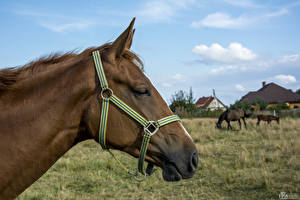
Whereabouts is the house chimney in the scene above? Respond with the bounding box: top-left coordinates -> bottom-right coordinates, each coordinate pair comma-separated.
262,81 -> 266,87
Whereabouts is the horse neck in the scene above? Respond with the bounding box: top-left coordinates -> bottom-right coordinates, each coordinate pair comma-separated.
0,58 -> 95,198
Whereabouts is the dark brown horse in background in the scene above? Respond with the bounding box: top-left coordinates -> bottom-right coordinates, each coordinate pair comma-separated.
0,18 -> 198,199
256,114 -> 280,125
216,109 -> 251,130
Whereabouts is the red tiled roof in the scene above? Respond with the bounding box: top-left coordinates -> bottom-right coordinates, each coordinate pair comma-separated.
195,96 -> 214,108
240,82 -> 300,104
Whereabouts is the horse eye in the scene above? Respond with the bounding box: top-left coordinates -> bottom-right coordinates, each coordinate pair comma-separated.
133,87 -> 150,97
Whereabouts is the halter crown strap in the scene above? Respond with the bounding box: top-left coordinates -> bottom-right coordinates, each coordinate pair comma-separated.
92,51 -> 108,89
92,50 -> 181,181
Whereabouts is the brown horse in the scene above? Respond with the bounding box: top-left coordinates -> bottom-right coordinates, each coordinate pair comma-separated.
0,18 -> 198,199
256,114 -> 280,125
216,109 -> 251,130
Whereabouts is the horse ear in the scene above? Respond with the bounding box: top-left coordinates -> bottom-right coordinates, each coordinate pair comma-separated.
107,18 -> 135,62
125,28 -> 135,50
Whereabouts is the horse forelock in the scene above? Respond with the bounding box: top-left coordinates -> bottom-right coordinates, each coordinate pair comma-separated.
0,43 -> 144,92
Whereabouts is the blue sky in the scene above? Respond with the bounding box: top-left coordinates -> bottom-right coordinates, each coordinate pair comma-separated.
1,0 -> 300,105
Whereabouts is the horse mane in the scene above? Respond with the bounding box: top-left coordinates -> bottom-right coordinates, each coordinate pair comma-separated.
0,43 -> 143,92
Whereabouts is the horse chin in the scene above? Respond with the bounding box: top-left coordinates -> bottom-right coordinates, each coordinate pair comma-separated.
161,163 -> 182,182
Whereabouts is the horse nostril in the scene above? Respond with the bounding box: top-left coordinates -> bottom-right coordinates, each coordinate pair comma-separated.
189,150 -> 198,172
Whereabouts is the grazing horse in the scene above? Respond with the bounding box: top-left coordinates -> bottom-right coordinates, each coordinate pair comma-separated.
0,18 -> 198,199
216,109 -> 251,130
256,114 -> 280,126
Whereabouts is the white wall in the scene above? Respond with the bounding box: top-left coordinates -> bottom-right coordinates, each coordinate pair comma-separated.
207,98 -> 226,110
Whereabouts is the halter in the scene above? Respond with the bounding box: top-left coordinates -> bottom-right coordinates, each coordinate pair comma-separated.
92,50 -> 181,181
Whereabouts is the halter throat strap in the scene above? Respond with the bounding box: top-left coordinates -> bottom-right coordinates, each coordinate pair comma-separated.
92,50 -> 181,181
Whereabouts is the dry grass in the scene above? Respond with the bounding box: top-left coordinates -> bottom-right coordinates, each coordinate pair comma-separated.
18,118 -> 300,200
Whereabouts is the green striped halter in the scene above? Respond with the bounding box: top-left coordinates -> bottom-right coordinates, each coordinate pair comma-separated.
92,50 -> 181,181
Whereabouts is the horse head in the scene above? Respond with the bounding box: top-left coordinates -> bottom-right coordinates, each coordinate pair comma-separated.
83,18 -> 198,181
216,110 -> 226,129
216,122 -> 222,129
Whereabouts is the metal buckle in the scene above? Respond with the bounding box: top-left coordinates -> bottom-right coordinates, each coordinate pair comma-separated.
144,121 -> 159,136
100,88 -> 113,100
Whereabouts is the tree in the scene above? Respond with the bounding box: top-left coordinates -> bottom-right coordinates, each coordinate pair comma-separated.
186,87 -> 195,105
186,87 -> 197,114
169,90 -> 186,113
230,100 -> 241,110
230,100 -> 251,111
296,89 -> 300,95
253,98 -> 267,110
169,87 -> 197,117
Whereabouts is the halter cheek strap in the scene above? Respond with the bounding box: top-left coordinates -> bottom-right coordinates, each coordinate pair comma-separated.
92,50 -> 181,181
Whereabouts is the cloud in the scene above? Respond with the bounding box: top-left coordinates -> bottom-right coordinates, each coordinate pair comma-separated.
274,75 -> 297,84
138,1 -> 173,21
191,12 -> 247,29
39,20 -> 94,33
263,8 -> 289,18
210,65 -> 242,74
156,73 -> 188,89
222,0 -> 260,8
15,9 -> 95,33
171,0 -> 195,8
137,0 -> 195,22
161,82 -> 172,88
279,54 -> 300,63
207,52 -> 300,76
14,10 -> 55,17
235,84 -> 246,92
192,42 -> 257,63
171,73 -> 186,82
191,9 -> 288,29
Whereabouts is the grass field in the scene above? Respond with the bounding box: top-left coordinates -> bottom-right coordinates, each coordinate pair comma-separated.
18,118 -> 300,200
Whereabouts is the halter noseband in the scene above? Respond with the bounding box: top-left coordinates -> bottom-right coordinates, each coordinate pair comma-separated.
92,50 -> 181,181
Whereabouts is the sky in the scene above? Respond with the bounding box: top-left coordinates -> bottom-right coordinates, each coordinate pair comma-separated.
1,0 -> 300,105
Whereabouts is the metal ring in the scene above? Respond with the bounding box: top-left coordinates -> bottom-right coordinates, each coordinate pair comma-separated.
133,170 -> 147,182
144,121 -> 159,136
100,88 -> 113,100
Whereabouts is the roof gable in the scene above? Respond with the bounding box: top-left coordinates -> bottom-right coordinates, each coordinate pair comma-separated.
196,96 -> 213,106
196,96 -> 226,108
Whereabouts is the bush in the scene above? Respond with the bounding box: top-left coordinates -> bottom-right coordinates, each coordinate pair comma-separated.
267,102 -> 290,114
195,108 -> 225,118
231,98 -> 267,111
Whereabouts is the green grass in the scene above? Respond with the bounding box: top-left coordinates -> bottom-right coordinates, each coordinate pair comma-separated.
18,118 -> 300,200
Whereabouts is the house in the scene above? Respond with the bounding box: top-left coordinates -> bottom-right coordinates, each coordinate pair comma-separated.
240,82 -> 300,109
195,96 -> 227,111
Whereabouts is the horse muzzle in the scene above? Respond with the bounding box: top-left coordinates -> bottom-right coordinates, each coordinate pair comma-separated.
161,149 -> 199,181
